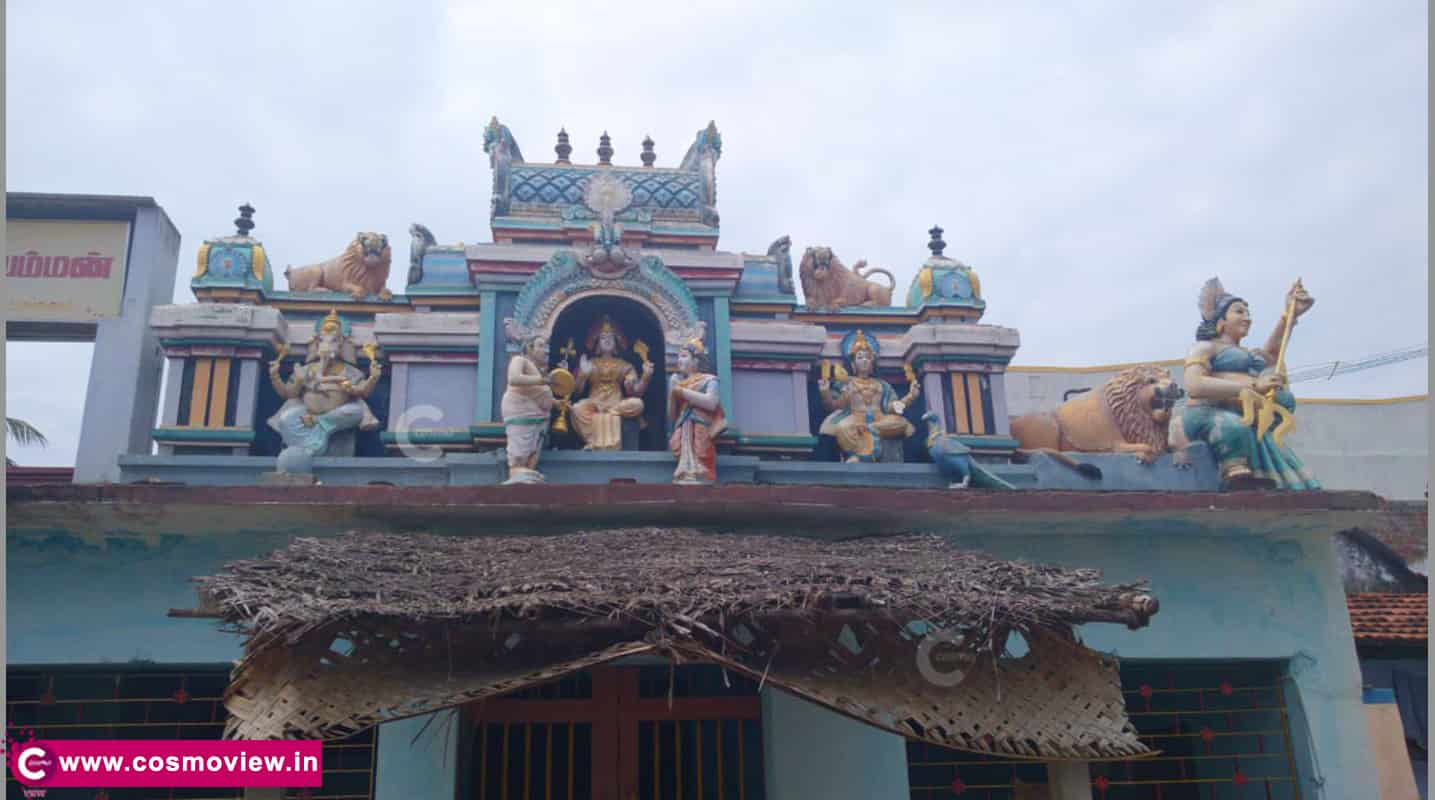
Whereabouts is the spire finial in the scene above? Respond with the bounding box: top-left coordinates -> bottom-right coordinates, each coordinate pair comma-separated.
235,203 -> 255,237
555,128 -> 572,164
641,135 -> 656,167
597,131 -> 613,165
927,225 -> 946,257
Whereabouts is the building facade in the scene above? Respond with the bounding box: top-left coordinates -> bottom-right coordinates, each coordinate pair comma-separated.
6,121 -> 1424,800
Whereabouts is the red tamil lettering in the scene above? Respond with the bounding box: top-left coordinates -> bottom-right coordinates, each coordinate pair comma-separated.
44,255 -> 70,278
23,251 -> 44,278
7,255 -> 23,277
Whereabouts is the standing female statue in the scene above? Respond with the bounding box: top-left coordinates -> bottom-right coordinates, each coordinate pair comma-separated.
818,329 -> 918,463
501,333 -> 558,484
571,316 -> 654,450
668,338 -> 727,485
1182,277 -> 1320,490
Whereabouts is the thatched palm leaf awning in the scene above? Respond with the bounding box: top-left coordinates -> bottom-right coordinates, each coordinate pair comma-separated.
196,529 -> 1159,759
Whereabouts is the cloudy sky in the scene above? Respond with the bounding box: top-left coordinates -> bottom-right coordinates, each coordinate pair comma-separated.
5,0 -> 1428,466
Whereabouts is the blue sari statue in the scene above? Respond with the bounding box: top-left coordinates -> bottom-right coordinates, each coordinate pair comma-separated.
1181,277 -> 1320,491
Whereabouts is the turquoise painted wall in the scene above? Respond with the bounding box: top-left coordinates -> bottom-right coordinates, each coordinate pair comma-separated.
374,712 -> 458,800
6,525 -> 1374,798
940,530 -> 1374,800
761,688 -> 910,800
6,531 -> 300,664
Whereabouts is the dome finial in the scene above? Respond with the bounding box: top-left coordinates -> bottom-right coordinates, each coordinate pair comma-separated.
927,225 -> 946,257
235,203 -> 256,237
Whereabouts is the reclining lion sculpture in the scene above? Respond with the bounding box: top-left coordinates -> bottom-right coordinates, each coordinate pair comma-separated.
798,246 -> 895,309
285,232 -> 393,300
1010,365 -> 1184,470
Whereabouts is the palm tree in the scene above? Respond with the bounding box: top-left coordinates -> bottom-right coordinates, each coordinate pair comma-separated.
6,417 -> 47,467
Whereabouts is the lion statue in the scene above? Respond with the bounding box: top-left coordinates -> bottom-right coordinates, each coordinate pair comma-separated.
284,232 -> 393,300
798,246 -> 896,310
1010,365 -> 1184,470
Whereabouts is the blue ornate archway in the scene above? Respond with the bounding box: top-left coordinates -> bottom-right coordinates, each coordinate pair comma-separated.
503,250 -> 706,356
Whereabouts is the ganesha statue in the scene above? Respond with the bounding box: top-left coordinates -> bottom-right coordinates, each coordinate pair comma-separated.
267,309 -> 382,475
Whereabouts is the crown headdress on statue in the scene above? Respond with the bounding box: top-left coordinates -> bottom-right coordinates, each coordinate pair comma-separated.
317,308 -> 347,336
683,336 -> 707,355
584,315 -> 629,353
842,329 -> 878,362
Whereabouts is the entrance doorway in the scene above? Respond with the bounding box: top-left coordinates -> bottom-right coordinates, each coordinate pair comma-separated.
464,664 -> 765,800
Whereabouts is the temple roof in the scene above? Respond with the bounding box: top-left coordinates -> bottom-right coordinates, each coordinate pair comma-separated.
484,118 -> 723,245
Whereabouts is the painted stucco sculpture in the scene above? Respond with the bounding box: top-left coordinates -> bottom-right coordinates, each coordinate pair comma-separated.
571,316 -> 654,450
501,332 -> 558,484
267,310 -> 381,474
668,338 -> 727,485
818,330 -> 917,463
407,223 -> 436,285
922,411 -> 1015,489
798,246 -> 896,309
767,234 -> 795,295
906,226 -> 985,313
284,232 -> 393,301
1010,365 -> 1185,473
1180,277 -> 1320,490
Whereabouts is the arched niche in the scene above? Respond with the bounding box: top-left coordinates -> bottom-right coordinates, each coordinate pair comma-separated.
547,295 -> 668,451
504,250 -> 706,359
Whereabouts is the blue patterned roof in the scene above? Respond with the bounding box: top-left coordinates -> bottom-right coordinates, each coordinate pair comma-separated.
509,166 -> 703,211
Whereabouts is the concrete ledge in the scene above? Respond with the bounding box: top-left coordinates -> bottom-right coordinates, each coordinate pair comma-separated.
760,461 -> 948,489
10,480 -> 1387,542
1024,444 -> 1221,492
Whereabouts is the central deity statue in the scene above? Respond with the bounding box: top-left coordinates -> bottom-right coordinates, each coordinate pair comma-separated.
818,330 -> 918,462
571,316 -> 654,450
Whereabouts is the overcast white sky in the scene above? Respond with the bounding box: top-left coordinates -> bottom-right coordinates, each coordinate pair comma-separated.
5,0 -> 1428,466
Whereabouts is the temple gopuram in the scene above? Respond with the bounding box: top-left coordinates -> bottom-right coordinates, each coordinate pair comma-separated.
6,121 -> 1416,800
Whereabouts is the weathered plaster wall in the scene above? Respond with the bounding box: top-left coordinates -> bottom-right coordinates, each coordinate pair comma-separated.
7,531 -> 291,664
374,713 -> 458,800
732,370 -> 807,435
761,688 -> 910,800
7,514 -> 1377,798
403,363 -> 477,431
943,529 -> 1376,800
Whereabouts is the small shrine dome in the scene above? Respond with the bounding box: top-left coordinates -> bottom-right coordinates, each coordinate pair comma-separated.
905,225 -> 984,314
192,203 -> 273,299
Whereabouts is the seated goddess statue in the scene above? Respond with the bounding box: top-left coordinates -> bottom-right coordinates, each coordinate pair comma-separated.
570,316 -> 654,450
267,309 -> 381,473
818,329 -> 918,463
1182,277 -> 1320,490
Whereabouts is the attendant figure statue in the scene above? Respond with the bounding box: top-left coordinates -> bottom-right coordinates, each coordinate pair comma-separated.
668,338 -> 727,485
1182,277 -> 1320,490
267,309 -> 381,474
818,330 -> 918,463
502,333 -> 557,484
571,316 -> 653,450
